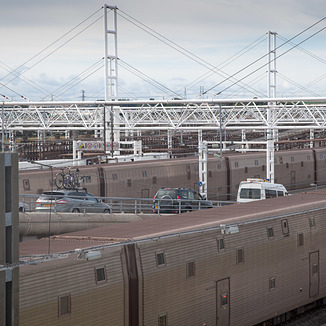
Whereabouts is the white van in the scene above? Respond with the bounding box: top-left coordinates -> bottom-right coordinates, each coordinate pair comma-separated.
237,178 -> 288,203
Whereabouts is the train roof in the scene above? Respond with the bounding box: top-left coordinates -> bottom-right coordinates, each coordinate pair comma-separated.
20,189 -> 326,258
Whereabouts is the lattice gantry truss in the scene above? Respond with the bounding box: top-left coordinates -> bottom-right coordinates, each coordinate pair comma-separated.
2,97 -> 326,132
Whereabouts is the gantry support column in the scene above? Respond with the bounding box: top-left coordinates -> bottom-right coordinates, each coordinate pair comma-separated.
0,153 -> 19,326
198,141 -> 208,199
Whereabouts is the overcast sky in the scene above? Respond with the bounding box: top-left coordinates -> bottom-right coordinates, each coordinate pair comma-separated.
1,0 -> 326,101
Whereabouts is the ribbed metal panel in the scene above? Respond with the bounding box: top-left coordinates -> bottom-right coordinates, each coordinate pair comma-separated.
137,207 -> 326,326
19,246 -> 126,326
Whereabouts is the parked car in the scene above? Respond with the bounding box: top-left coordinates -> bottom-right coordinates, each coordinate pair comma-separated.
153,187 -> 213,214
19,201 -> 32,212
36,190 -> 111,213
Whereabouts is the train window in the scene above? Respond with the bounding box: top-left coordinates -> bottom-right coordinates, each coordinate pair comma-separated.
269,277 -> 276,290
23,179 -> 30,191
58,294 -> 71,316
112,173 -> 117,180
312,263 -> 318,276
186,260 -> 196,278
142,170 -> 147,178
221,293 -> 228,306
255,160 -> 259,166
307,155 -> 311,160
291,157 -> 294,162
277,191 -> 284,197
152,176 -> 157,184
95,266 -> 107,283
217,238 -> 225,251
309,217 -> 316,229
267,227 -> 274,239
158,314 -> 167,326
156,252 -> 166,267
234,162 -> 239,167
297,233 -> 304,247
236,248 -> 244,264
281,219 -> 289,235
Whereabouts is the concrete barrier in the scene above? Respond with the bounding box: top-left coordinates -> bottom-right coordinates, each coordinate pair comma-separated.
19,212 -> 160,238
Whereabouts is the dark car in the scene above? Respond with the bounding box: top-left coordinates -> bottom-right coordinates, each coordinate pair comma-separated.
36,190 -> 111,213
153,187 -> 213,214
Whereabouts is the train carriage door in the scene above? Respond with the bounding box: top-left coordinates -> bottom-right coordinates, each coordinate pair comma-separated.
309,251 -> 319,298
216,278 -> 230,326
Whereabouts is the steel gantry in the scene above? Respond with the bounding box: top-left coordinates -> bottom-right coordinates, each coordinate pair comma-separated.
2,97 -> 326,132
3,97 -> 326,183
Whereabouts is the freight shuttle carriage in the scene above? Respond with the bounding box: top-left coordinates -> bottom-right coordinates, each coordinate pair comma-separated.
237,178 -> 289,203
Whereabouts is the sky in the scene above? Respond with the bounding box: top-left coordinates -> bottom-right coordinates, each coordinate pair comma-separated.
1,0 -> 326,101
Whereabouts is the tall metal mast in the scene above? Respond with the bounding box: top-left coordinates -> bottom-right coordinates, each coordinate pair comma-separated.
103,5 -> 118,155
266,31 -> 277,183
104,4 -> 118,100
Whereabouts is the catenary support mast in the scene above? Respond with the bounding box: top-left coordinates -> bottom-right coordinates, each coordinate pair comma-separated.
266,31 -> 277,183
104,4 -> 118,155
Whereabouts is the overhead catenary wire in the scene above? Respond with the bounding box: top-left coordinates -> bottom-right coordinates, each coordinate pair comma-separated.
0,8 -> 103,86
42,59 -> 104,101
118,9 -> 265,97
0,8 -> 103,100
203,16 -> 326,95
182,35 -> 267,97
119,60 -> 184,99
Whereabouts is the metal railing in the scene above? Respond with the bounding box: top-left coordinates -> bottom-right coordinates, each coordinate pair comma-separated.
19,194 -> 234,215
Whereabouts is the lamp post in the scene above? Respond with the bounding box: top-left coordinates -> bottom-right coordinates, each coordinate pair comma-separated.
29,160 -> 54,254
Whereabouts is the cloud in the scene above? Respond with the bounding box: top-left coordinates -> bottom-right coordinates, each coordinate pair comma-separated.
1,0 -> 326,100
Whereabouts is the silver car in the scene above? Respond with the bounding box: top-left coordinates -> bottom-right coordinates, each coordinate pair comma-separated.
36,190 -> 111,213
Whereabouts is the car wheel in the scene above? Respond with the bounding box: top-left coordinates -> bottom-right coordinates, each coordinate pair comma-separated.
72,208 -> 80,213
104,209 -> 111,214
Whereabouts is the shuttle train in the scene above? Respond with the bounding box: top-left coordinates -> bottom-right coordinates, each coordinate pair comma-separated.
19,190 -> 326,325
19,147 -> 326,201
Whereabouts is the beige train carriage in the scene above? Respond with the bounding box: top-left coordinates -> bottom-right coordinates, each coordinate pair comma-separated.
314,147 -> 326,187
19,244 -> 128,326
19,190 -> 326,325
135,196 -> 326,325
274,149 -> 315,190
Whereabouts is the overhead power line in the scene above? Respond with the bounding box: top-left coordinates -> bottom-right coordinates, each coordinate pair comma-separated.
203,16 -> 326,95
118,9 -> 265,97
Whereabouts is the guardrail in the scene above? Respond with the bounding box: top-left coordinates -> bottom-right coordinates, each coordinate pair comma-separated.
19,194 -> 235,215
